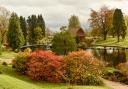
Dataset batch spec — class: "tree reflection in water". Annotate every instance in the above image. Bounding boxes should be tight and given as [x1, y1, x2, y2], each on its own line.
[87, 47, 127, 67]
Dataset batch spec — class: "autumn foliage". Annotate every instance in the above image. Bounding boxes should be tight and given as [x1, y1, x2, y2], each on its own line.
[26, 50, 63, 83]
[13, 49, 104, 85]
[62, 50, 104, 85]
[13, 48, 31, 74]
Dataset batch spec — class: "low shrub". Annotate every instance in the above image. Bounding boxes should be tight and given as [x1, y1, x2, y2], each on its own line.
[117, 62, 128, 76]
[116, 62, 128, 84]
[84, 37, 94, 47]
[77, 42, 87, 49]
[12, 48, 31, 74]
[2, 62, 7, 66]
[62, 50, 104, 85]
[103, 67, 128, 84]
[26, 50, 63, 83]
[103, 67, 120, 81]
[83, 75, 104, 85]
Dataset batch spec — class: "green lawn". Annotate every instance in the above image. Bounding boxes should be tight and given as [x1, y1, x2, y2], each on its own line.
[0, 65, 112, 89]
[0, 51, 16, 64]
[95, 37, 128, 48]
[0, 51, 16, 59]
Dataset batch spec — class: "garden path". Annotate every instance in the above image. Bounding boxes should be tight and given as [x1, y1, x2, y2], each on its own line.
[103, 79, 128, 89]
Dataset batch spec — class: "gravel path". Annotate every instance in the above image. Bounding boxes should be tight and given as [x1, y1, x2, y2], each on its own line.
[104, 79, 128, 89]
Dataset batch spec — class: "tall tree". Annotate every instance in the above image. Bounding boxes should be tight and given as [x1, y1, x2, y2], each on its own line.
[37, 15, 45, 36]
[20, 16, 27, 44]
[27, 15, 45, 44]
[7, 13, 25, 50]
[89, 6, 113, 40]
[27, 15, 38, 44]
[0, 6, 10, 44]
[33, 27, 43, 44]
[68, 15, 80, 29]
[113, 8, 127, 42]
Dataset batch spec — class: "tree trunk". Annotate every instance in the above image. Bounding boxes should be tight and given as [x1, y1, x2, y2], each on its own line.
[117, 35, 120, 42]
[112, 34, 115, 38]
[104, 32, 107, 40]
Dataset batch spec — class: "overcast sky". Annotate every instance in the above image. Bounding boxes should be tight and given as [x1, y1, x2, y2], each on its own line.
[1, 0, 128, 31]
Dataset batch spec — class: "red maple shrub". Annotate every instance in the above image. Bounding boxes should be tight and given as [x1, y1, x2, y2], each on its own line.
[26, 50, 63, 83]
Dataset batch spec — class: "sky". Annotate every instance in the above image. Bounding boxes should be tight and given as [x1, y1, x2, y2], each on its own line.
[0, 0, 128, 31]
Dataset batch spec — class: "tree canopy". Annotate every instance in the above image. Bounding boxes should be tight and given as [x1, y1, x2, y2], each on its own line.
[52, 31, 77, 55]
[113, 8, 127, 42]
[7, 13, 25, 50]
[68, 15, 81, 29]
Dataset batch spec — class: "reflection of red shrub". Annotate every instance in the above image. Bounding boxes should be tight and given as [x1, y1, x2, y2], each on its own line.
[26, 50, 63, 83]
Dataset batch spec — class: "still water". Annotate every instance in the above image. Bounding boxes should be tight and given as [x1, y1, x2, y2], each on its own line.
[86, 46, 128, 67]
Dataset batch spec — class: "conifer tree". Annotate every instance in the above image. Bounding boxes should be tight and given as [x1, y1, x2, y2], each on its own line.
[7, 13, 25, 50]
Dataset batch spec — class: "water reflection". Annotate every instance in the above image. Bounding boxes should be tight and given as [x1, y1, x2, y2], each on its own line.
[86, 47, 127, 67]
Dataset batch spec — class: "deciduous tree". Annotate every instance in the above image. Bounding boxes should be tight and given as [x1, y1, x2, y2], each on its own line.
[0, 6, 10, 44]
[52, 31, 77, 55]
[89, 6, 113, 40]
[68, 15, 80, 29]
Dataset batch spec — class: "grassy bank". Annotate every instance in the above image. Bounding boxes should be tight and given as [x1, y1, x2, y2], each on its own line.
[0, 51, 16, 64]
[95, 37, 128, 48]
[0, 65, 112, 89]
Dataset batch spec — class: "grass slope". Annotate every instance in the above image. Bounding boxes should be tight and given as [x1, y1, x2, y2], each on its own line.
[0, 51, 16, 64]
[0, 65, 112, 89]
[95, 37, 128, 48]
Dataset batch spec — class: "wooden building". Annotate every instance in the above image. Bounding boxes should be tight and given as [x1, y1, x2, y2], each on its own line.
[69, 27, 85, 42]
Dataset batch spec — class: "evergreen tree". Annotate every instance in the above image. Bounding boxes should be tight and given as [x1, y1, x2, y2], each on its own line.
[27, 15, 37, 44]
[52, 31, 77, 55]
[20, 16, 27, 44]
[7, 13, 25, 50]
[68, 15, 80, 29]
[113, 8, 127, 42]
[27, 15, 45, 44]
[37, 15, 45, 36]
[33, 27, 43, 44]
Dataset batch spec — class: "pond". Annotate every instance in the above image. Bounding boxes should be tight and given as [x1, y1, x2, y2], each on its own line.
[85, 46, 128, 67]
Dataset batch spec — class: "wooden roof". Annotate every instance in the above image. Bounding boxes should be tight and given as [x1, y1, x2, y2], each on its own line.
[68, 27, 85, 37]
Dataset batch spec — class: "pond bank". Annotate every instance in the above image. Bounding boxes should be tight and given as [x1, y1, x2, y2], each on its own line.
[94, 37, 128, 48]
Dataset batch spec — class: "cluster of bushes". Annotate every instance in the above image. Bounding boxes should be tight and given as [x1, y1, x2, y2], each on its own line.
[13, 49, 104, 85]
[103, 63, 128, 84]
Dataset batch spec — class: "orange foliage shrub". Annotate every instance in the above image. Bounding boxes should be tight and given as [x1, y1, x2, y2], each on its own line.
[62, 50, 104, 85]
[117, 62, 128, 76]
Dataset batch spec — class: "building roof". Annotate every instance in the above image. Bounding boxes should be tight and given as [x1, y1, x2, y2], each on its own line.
[68, 27, 85, 37]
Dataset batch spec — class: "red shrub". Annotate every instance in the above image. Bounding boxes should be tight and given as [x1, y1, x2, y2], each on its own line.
[26, 50, 63, 83]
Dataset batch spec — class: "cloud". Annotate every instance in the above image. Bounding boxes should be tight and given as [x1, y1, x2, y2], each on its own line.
[0, 0, 128, 31]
